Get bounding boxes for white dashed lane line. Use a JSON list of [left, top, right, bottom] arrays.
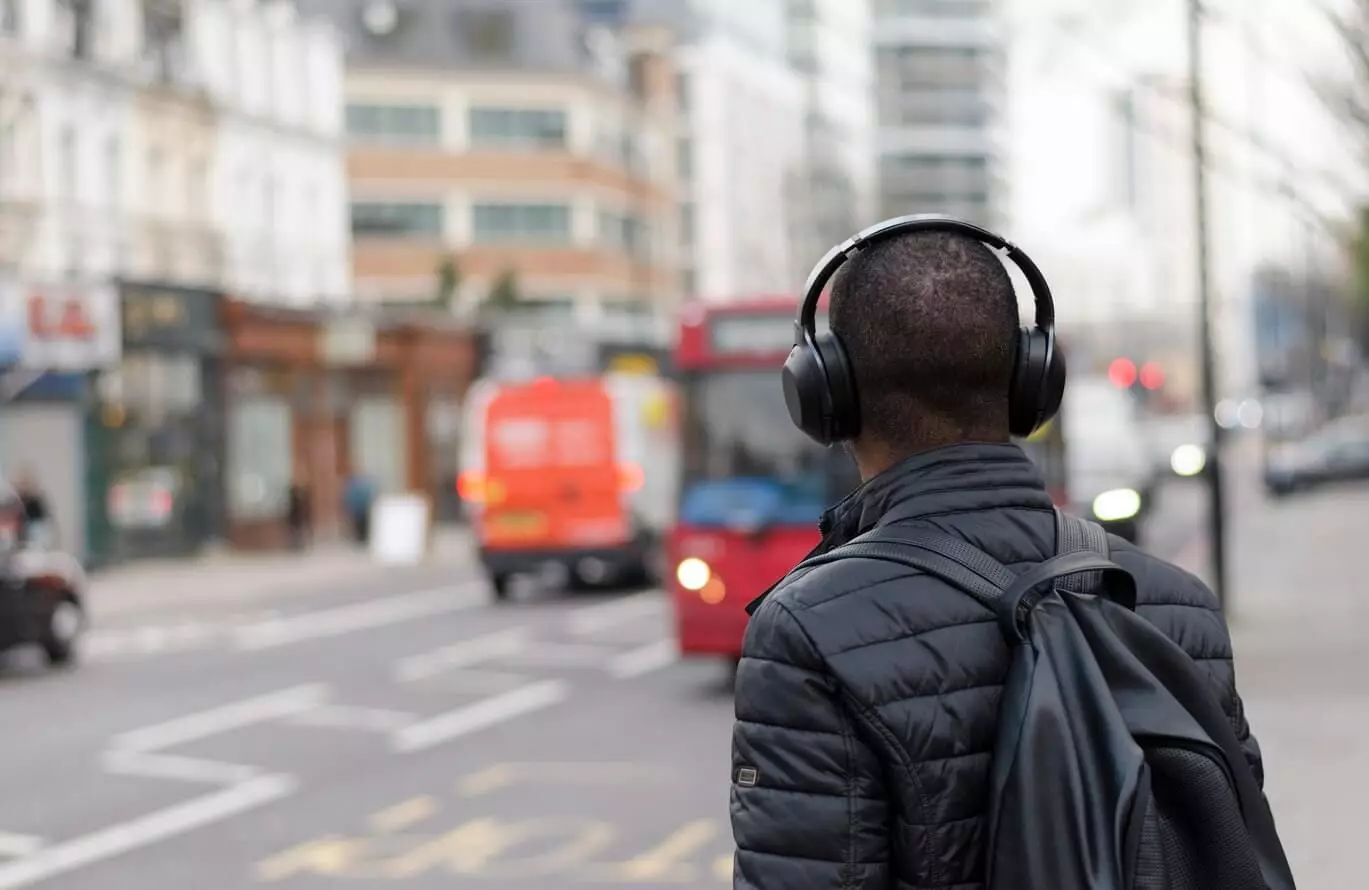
[[0, 835, 42, 861], [82, 584, 487, 662], [565, 593, 668, 637]]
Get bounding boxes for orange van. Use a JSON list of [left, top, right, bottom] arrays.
[[458, 374, 678, 599]]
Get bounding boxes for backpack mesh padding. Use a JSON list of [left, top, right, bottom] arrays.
[[1131, 746, 1267, 890]]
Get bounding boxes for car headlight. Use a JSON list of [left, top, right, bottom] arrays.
[[675, 557, 711, 591], [1092, 488, 1141, 522], [1170, 444, 1206, 477]]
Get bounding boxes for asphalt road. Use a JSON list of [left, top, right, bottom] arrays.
[[0, 485, 1210, 890]]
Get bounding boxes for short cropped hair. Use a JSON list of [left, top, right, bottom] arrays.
[[829, 230, 1020, 444]]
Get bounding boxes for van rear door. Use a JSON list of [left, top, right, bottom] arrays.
[[481, 379, 627, 552]]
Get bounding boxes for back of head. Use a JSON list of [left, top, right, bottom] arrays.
[[830, 230, 1019, 450]]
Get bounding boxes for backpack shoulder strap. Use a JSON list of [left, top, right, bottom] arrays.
[[795, 516, 1135, 641], [795, 524, 1015, 611], [1054, 509, 1110, 593]]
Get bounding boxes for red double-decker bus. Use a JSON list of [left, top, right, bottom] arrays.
[[668, 299, 862, 662]]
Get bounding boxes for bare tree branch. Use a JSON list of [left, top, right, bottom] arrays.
[[1312, 0, 1369, 147]]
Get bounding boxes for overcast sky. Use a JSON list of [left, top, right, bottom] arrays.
[[1006, 0, 1356, 263]]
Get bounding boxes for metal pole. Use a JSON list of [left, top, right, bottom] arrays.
[[1302, 209, 1319, 406], [1186, 0, 1228, 607]]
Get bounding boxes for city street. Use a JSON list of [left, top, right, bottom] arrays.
[[0, 444, 1359, 889]]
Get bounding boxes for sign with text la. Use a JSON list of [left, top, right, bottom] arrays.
[[0, 281, 121, 370]]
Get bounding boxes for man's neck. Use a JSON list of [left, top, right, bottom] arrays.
[[855, 434, 1010, 482]]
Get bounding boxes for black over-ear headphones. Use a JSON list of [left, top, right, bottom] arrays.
[[781, 214, 1065, 445]]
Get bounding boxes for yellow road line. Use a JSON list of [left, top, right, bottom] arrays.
[[369, 796, 438, 834], [584, 820, 718, 882]]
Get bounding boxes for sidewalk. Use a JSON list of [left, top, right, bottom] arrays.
[[86, 526, 479, 620], [1179, 444, 1368, 886]]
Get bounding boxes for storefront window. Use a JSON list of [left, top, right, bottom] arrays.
[[96, 349, 215, 558], [115, 352, 202, 425], [351, 398, 405, 494], [226, 368, 294, 521], [227, 398, 291, 520]]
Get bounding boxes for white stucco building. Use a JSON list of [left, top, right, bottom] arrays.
[[189, 0, 348, 304], [0, 0, 349, 562], [679, 28, 805, 300], [0, 0, 348, 304]]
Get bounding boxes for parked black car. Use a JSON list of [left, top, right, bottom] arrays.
[[1264, 415, 1369, 497], [0, 484, 85, 667]]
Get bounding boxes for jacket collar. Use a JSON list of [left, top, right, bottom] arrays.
[[745, 442, 1051, 614]]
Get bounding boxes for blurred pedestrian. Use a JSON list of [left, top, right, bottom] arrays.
[[286, 476, 311, 551], [0, 478, 23, 552], [12, 467, 52, 547], [730, 220, 1285, 888], [342, 473, 374, 547]]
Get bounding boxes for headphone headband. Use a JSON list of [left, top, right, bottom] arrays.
[[796, 214, 1056, 337]]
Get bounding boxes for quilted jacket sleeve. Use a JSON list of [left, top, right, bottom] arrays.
[[1116, 540, 1266, 789], [730, 598, 890, 890], [1228, 673, 1265, 789]]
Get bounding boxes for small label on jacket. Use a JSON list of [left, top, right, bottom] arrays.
[[735, 766, 759, 787]]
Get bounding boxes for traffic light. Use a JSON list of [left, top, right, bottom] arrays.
[[1109, 358, 1166, 404], [1108, 357, 1137, 388]]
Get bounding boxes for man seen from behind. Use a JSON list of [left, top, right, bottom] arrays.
[[729, 229, 1264, 889]]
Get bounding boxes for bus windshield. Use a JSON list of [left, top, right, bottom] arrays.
[[679, 369, 861, 527]]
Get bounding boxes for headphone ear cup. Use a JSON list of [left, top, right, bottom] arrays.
[[1040, 338, 1066, 423], [814, 331, 860, 441], [783, 343, 834, 444], [1009, 326, 1051, 438]]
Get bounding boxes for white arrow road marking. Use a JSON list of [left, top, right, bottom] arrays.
[[0, 775, 296, 890], [109, 684, 329, 754], [286, 705, 418, 733], [501, 642, 620, 668], [0, 686, 337, 889], [392, 680, 569, 753], [392, 628, 529, 683], [100, 751, 261, 786], [565, 593, 666, 636], [0, 835, 41, 860], [607, 639, 679, 678], [234, 584, 485, 650]]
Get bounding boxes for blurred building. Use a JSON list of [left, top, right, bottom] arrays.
[[304, 0, 681, 334], [189, 0, 351, 305], [872, 0, 1007, 228], [785, 0, 877, 271], [1105, 74, 1195, 317], [0, 0, 350, 565], [0, 0, 348, 300], [582, 0, 806, 301], [1104, 72, 1260, 396]]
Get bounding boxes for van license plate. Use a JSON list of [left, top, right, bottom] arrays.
[[493, 512, 545, 533]]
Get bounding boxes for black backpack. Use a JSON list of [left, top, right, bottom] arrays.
[[797, 509, 1296, 890]]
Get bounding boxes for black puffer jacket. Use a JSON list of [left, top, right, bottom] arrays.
[[730, 443, 1261, 890]]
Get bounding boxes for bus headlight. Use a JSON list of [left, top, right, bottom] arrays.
[[1092, 488, 1141, 522], [676, 557, 712, 591], [1170, 444, 1206, 477]]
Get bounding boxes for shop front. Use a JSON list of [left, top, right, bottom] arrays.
[[220, 305, 319, 549], [86, 282, 226, 566], [397, 320, 479, 526], [221, 303, 477, 550], [0, 279, 122, 564]]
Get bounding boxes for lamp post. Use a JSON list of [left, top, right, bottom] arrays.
[[1186, 0, 1228, 607]]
